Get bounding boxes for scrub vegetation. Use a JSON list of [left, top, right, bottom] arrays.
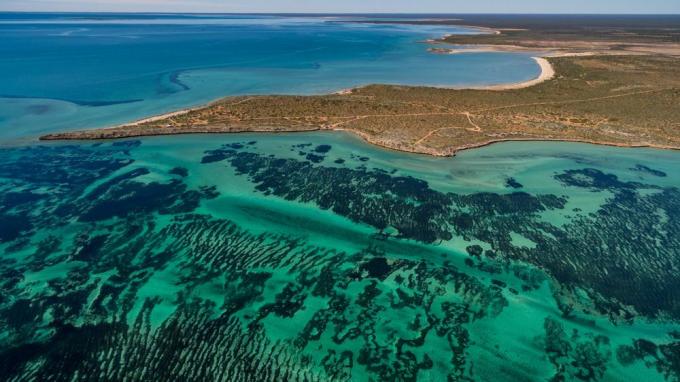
[[43, 55, 680, 157]]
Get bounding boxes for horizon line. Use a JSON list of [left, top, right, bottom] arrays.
[[1, 11, 680, 16]]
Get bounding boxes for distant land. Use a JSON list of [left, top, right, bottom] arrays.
[[43, 14, 680, 156]]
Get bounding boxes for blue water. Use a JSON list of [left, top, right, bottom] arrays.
[[2, 13, 680, 381], [0, 13, 540, 141]]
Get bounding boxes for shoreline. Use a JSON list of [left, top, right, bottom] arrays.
[[81, 30, 562, 132], [38, 28, 680, 158], [40, 51, 680, 157], [52, 54, 559, 135], [327, 126, 680, 157], [337, 53, 558, 94], [41, 125, 680, 158], [465, 56, 555, 91]]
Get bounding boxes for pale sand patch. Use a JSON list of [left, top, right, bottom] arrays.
[[478, 57, 555, 90], [119, 107, 201, 127], [115, 97, 259, 128], [429, 44, 540, 54], [335, 88, 354, 95]]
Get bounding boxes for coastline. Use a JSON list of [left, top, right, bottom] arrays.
[[337, 53, 558, 94], [81, 26, 525, 134], [465, 56, 555, 91], [120, 107, 202, 127], [38, 30, 680, 158], [331, 129, 680, 157], [41, 123, 680, 158], [40, 52, 680, 157], [118, 54, 559, 131]]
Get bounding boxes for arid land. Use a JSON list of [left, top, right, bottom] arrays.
[[42, 17, 680, 156]]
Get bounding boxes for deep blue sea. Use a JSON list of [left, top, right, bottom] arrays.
[[0, 13, 540, 141]]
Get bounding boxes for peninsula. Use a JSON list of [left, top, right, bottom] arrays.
[[42, 17, 680, 156]]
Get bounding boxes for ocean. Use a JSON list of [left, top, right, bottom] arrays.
[[0, 13, 538, 141], [0, 13, 679, 381]]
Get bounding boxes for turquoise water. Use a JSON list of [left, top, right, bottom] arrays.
[[1, 13, 680, 382], [1, 133, 679, 380], [0, 13, 539, 142]]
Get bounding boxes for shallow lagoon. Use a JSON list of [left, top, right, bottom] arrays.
[[1, 132, 679, 381]]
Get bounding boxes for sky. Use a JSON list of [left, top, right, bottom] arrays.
[[1, 0, 679, 14]]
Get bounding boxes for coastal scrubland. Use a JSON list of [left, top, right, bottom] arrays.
[[43, 54, 680, 156]]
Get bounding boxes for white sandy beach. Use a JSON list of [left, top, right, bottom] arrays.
[[478, 57, 555, 90], [337, 56, 556, 94]]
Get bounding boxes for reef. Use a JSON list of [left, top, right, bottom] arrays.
[[617, 338, 680, 381], [0, 143, 504, 380], [207, 145, 680, 321], [0, 141, 678, 380]]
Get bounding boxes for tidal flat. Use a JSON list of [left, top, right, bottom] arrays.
[[1, 132, 679, 381]]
